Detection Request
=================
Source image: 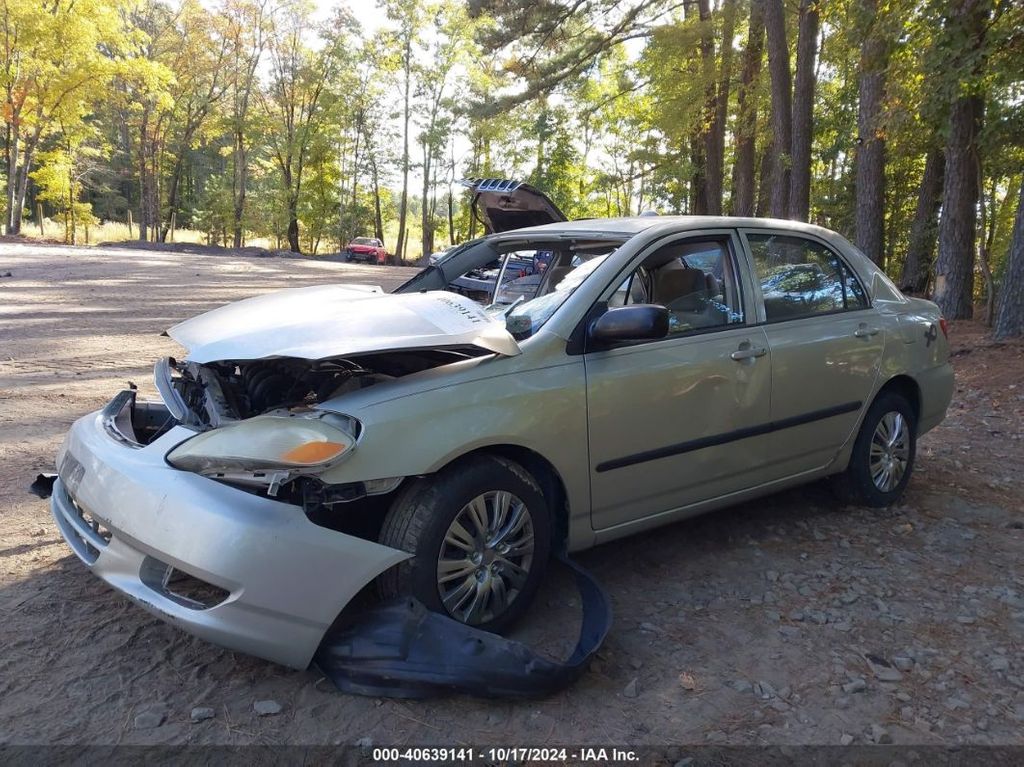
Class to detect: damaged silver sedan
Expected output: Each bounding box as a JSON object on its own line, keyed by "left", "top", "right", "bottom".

{"left": 51, "top": 182, "right": 953, "bottom": 675}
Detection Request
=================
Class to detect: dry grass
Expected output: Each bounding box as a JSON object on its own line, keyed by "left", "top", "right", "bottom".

{"left": 18, "top": 218, "right": 277, "bottom": 249}
{"left": 17, "top": 216, "right": 441, "bottom": 259}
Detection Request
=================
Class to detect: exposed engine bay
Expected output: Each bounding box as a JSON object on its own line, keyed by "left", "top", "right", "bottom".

{"left": 142, "top": 349, "right": 485, "bottom": 528}
{"left": 158, "top": 349, "right": 479, "bottom": 430}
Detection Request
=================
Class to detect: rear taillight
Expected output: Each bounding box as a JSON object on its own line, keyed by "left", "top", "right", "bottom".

{"left": 939, "top": 317, "right": 949, "bottom": 339}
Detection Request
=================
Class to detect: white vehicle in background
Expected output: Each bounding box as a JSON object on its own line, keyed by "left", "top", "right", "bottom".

{"left": 428, "top": 245, "right": 457, "bottom": 265}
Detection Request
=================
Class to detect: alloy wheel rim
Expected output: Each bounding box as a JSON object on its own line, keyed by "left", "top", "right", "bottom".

{"left": 869, "top": 411, "right": 910, "bottom": 493}
{"left": 436, "top": 490, "right": 535, "bottom": 625}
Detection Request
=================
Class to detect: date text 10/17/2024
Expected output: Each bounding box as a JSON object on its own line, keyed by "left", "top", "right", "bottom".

{"left": 373, "top": 747, "right": 640, "bottom": 762}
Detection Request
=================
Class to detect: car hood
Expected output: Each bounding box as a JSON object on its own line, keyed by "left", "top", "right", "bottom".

{"left": 461, "top": 178, "right": 566, "bottom": 234}
{"left": 167, "top": 285, "right": 521, "bottom": 363}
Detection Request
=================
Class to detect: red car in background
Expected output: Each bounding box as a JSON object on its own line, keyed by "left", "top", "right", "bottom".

{"left": 344, "top": 237, "right": 388, "bottom": 264}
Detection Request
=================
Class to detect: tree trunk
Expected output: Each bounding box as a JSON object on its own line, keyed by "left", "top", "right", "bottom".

{"left": 690, "top": 138, "right": 708, "bottom": 215}
{"left": 933, "top": 0, "right": 989, "bottom": 319}
{"left": 421, "top": 138, "right": 432, "bottom": 262}
{"left": 160, "top": 128, "right": 198, "bottom": 242}
{"left": 447, "top": 189, "right": 455, "bottom": 245}
{"left": 977, "top": 167, "right": 996, "bottom": 326}
{"left": 395, "top": 38, "right": 412, "bottom": 262}
{"left": 755, "top": 143, "right": 773, "bottom": 217}
{"left": 710, "top": 0, "right": 736, "bottom": 215}
{"left": 993, "top": 176, "right": 1024, "bottom": 339}
{"left": 11, "top": 142, "right": 34, "bottom": 235}
{"left": 287, "top": 197, "right": 300, "bottom": 253}
{"left": 935, "top": 94, "right": 983, "bottom": 318}
{"left": 68, "top": 156, "right": 77, "bottom": 245}
{"left": 369, "top": 153, "right": 384, "bottom": 243}
{"left": 763, "top": 0, "right": 792, "bottom": 219}
{"left": 350, "top": 111, "right": 362, "bottom": 209}
{"left": 232, "top": 127, "right": 247, "bottom": 248}
{"left": 789, "top": 0, "right": 819, "bottom": 222}
{"left": 4, "top": 125, "right": 17, "bottom": 234}
{"left": 137, "top": 116, "right": 150, "bottom": 242}
{"left": 853, "top": 0, "right": 889, "bottom": 266}
{"left": 699, "top": 0, "right": 728, "bottom": 216}
{"left": 899, "top": 147, "right": 945, "bottom": 293}
{"left": 160, "top": 153, "right": 186, "bottom": 242}
{"left": 732, "top": 0, "right": 765, "bottom": 217}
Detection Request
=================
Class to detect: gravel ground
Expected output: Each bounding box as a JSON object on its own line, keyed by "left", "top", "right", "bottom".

{"left": 1, "top": 241, "right": 1022, "bottom": 748}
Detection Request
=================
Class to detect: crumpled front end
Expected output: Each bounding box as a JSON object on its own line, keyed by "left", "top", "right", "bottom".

{"left": 50, "top": 396, "right": 410, "bottom": 669}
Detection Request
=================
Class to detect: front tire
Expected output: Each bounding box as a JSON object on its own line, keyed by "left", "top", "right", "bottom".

{"left": 833, "top": 391, "right": 917, "bottom": 507}
{"left": 377, "top": 455, "right": 551, "bottom": 633}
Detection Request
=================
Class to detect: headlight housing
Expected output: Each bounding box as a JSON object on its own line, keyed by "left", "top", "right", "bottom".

{"left": 167, "top": 412, "right": 358, "bottom": 474}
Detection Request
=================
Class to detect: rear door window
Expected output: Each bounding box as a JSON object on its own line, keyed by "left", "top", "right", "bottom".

{"left": 746, "top": 233, "right": 868, "bottom": 322}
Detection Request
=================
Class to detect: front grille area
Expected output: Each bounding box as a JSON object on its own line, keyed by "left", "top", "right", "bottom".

{"left": 140, "top": 556, "right": 230, "bottom": 610}
{"left": 52, "top": 479, "right": 110, "bottom": 565}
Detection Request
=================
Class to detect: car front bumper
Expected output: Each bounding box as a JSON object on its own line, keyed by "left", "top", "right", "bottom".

{"left": 51, "top": 404, "right": 410, "bottom": 669}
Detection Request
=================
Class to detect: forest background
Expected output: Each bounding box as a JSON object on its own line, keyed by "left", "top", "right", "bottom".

{"left": 2, "top": 0, "right": 1023, "bottom": 334}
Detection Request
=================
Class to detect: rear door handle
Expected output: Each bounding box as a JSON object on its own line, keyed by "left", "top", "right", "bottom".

{"left": 854, "top": 324, "right": 880, "bottom": 338}
{"left": 731, "top": 345, "right": 767, "bottom": 361}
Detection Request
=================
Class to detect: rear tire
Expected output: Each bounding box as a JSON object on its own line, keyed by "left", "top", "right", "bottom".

{"left": 833, "top": 391, "right": 917, "bottom": 507}
{"left": 377, "top": 455, "right": 551, "bottom": 633}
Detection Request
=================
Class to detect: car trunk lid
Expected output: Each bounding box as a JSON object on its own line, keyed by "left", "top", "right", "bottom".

{"left": 461, "top": 178, "right": 566, "bottom": 234}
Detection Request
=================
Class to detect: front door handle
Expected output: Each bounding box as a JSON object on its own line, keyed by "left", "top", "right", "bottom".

{"left": 731, "top": 344, "right": 767, "bottom": 361}
{"left": 854, "top": 323, "right": 880, "bottom": 338}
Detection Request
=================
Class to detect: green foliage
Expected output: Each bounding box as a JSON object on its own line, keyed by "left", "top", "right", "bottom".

{"left": 1, "top": 0, "right": 1021, "bottom": 303}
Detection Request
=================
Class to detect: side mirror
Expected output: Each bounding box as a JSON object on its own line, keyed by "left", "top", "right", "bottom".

{"left": 588, "top": 304, "right": 669, "bottom": 345}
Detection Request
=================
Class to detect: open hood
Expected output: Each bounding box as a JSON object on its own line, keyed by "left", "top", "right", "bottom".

{"left": 461, "top": 178, "right": 566, "bottom": 234}
{"left": 167, "top": 285, "right": 521, "bottom": 363}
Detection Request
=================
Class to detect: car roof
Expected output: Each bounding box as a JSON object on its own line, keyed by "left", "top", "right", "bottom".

{"left": 489, "top": 214, "right": 894, "bottom": 304}
{"left": 494, "top": 215, "right": 848, "bottom": 240}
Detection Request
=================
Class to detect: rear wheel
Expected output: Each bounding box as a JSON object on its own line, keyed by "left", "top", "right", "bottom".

{"left": 833, "top": 391, "right": 916, "bottom": 507}
{"left": 377, "top": 455, "right": 551, "bottom": 633}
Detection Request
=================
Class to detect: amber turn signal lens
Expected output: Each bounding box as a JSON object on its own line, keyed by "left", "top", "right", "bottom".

{"left": 280, "top": 440, "right": 346, "bottom": 464}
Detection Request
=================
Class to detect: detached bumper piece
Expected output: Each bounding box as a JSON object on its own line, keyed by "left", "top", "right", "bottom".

{"left": 314, "top": 555, "right": 611, "bottom": 699}
{"left": 29, "top": 473, "right": 57, "bottom": 499}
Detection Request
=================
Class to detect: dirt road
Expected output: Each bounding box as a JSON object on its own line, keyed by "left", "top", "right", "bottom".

{"left": 2, "top": 241, "right": 1022, "bottom": 748}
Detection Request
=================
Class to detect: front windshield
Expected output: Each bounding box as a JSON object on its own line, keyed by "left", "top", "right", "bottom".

{"left": 426, "top": 236, "right": 623, "bottom": 339}
{"left": 352, "top": 238, "right": 377, "bottom": 246}
{"left": 501, "top": 252, "right": 610, "bottom": 335}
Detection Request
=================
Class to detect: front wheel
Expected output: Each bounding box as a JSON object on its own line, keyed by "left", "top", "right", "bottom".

{"left": 377, "top": 455, "right": 551, "bottom": 633}
{"left": 833, "top": 391, "right": 917, "bottom": 507}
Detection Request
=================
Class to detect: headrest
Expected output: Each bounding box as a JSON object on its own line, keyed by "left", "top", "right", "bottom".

{"left": 546, "top": 266, "right": 572, "bottom": 289}
{"left": 656, "top": 266, "right": 705, "bottom": 296}
{"left": 705, "top": 272, "right": 721, "bottom": 296}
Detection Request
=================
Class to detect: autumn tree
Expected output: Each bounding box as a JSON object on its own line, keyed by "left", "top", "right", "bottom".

{"left": 415, "top": 1, "right": 475, "bottom": 259}
{"left": 30, "top": 121, "right": 104, "bottom": 243}
{"left": 381, "top": 0, "right": 425, "bottom": 261}
{"left": 158, "top": 1, "right": 231, "bottom": 241}
{"left": 1, "top": 0, "right": 128, "bottom": 234}
{"left": 223, "top": 0, "right": 271, "bottom": 248}
{"left": 261, "top": 2, "right": 350, "bottom": 252}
